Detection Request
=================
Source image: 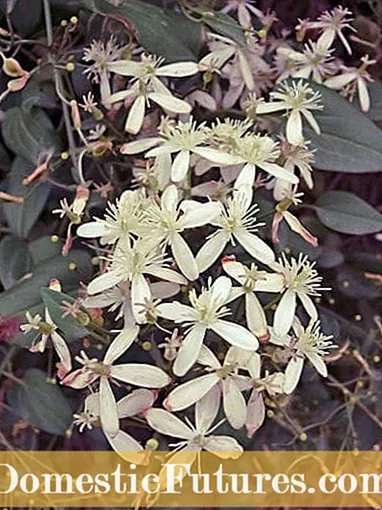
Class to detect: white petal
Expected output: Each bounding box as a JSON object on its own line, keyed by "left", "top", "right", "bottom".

{"left": 104, "top": 326, "right": 139, "bottom": 364}
{"left": 324, "top": 73, "right": 356, "bottom": 90}
{"left": 234, "top": 230, "right": 275, "bottom": 264}
{"left": 145, "top": 408, "right": 193, "bottom": 439}
{"left": 125, "top": 95, "right": 145, "bottom": 135}
{"left": 246, "top": 390, "right": 265, "bottom": 438}
{"left": 302, "top": 110, "right": 320, "bottom": 135}
{"left": 156, "top": 302, "right": 195, "bottom": 322}
{"left": 196, "top": 230, "right": 230, "bottom": 273}
{"left": 181, "top": 201, "right": 221, "bottom": 228}
{"left": 111, "top": 363, "right": 171, "bottom": 388}
{"left": 161, "top": 185, "right": 179, "bottom": 213}
{"left": 150, "top": 281, "right": 180, "bottom": 299}
{"left": 286, "top": 110, "right": 303, "bottom": 145}
{"left": 171, "top": 150, "right": 190, "bottom": 182}
{"left": 106, "top": 430, "right": 145, "bottom": 465}
{"left": 156, "top": 62, "right": 199, "bottom": 77}
{"left": 131, "top": 274, "right": 151, "bottom": 323}
{"left": 284, "top": 356, "right": 304, "bottom": 394}
{"left": 173, "top": 325, "right": 206, "bottom": 377}
{"left": 259, "top": 162, "right": 299, "bottom": 184}
{"left": 222, "top": 260, "right": 246, "bottom": 285}
{"left": 203, "top": 436, "right": 243, "bottom": 458}
{"left": 254, "top": 273, "right": 284, "bottom": 293}
{"left": 77, "top": 221, "right": 107, "bottom": 239}
{"left": 245, "top": 351, "right": 261, "bottom": 379}
{"left": 107, "top": 60, "right": 142, "bottom": 76}
{"left": 210, "top": 276, "right": 232, "bottom": 306}
{"left": 305, "top": 351, "right": 327, "bottom": 377}
{"left": 195, "top": 383, "right": 221, "bottom": 434}
{"left": 50, "top": 331, "right": 72, "bottom": 374}
{"left": 100, "top": 377, "right": 119, "bottom": 438}
{"left": 117, "top": 389, "right": 157, "bottom": 418}
{"left": 146, "top": 266, "right": 187, "bottom": 285}
{"left": 171, "top": 234, "right": 199, "bottom": 281}
{"left": 87, "top": 271, "right": 123, "bottom": 295}
{"left": 197, "top": 344, "right": 221, "bottom": 369}
{"left": 193, "top": 147, "right": 240, "bottom": 166}
{"left": 234, "top": 164, "right": 255, "bottom": 190}
{"left": 164, "top": 373, "right": 219, "bottom": 411}
{"left": 223, "top": 377, "right": 247, "bottom": 429}
{"left": 120, "top": 137, "right": 162, "bottom": 155}
{"left": 358, "top": 78, "right": 370, "bottom": 112}
{"left": 212, "top": 320, "right": 259, "bottom": 350}
{"left": 273, "top": 289, "right": 296, "bottom": 336}
{"left": 245, "top": 292, "right": 268, "bottom": 338}
{"left": 298, "top": 292, "right": 318, "bottom": 321}
{"left": 149, "top": 92, "right": 192, "bottom": 113}
{"left": 256, "top": 101, "right": 285, "bottom": 114}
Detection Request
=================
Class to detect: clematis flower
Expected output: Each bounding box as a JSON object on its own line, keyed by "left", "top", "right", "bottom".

{"left": 256, "top": 81, "right": 323, "bottom": 145}
{"left": 307, "top": 6, "right": 355, "bottom": 55}
{"left": 142, "top": 184, "right": 220, "bottom": 280}
{"left": 62, "top": 326, "right": 170, "bottom": 438}
{"left": 221, "top": 0, "right": 266, "bottom": 29}
{"left": 145, "top": 390, "right": 243, "bottom": 459}
{"left": 20, "top": 279, "right": 71, "bottom": 379}
{"left": 157, "top": 276, "right": 259, "bottom": 376}
{"left": 222, "top": 257, "right": 283, "bottom": 341}
{"left": 196, "top": 186, "right": 275, "bottom": 274}
{"left": 241, "top": 352, "right": 284, "bottom": 437}
{"left": 164, "top": 345, "right": 255, "bottom": 429}
{"left": 86, "top": 237, "right": 186, "bottom": 322}
{"left": 84, "top": 280, "right": 180, "bottom": 328}
{"left": 324, "top": 55, "right": 376, "bottom": 112}
{"left": 269, "top": 254, "right": 329, "bottom": 336}
{"left": 77, "top": 189, "right": 149, "bottom": 245}
{"left": 270, "top": 319, "right": 336, "bottom": 394}
{"left": 107, "top": 54, "right": 198, "bottom": 134}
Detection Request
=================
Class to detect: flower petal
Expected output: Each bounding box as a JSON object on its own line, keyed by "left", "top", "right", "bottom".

{"left": 100, "top": 377, "right": 119, "bottom": 438}
{"left": 273, "top": 289, "right": 296, "bottom": 336}
{"left": 171, "top": 233, "right": 199, "bottom": 281}
{"left": 193, "top": 147, "right": 240, "bottom": 166}
{"left": 156, "top": 62, "right": 199, "bottom": 77}
{"left": 305, "top": 351, "right": 327, "bottom": 377}
{"left": 259, "top": 162, "right": 299, "bottom": 184}
{"left": 173, "top": 325, "right": 206, "bottom": 377}
{"left": 161, "top": 185, "right": 179, "bottom": 213}
{"left": 245, "top": 292, "right": 268, "bottom": 338}
{"left": 196, "top": 230, "right": 230, "bottom": 273}
{"left": 298, "top": 292, "right": 318, "bottom": 321}
{"left": 87, "top": 271, "right": 123, "bottom": 296}
{"left": 210, "top": 276, "right": 232, "bottom": 306}
{"left": 149, "top": 92, "right": 192, "bottom": 114}
{"left": 195, "top": 383, "right": 222, "bottom": 435}
{"left": 164, "top": 373, "right": 219, "bottom": 412}
{"left": 125, "top": 95, "right": 146, "bottom": 134}
{"left": 286, "top": 110, "right": 303, "bottom": 145}
{"left": 111, "top": 363, "right": 171, "bottom": 388}
{"left": 117, "top": 389, "right": 157, "bottom": 418}
{"left": 284, "top": 356, "right": 304, "bottom": 394}
{"left": 181, "top": 201, "right": 221, "bottom": 228}
{"left": 131, "top": 273, "right": 151, "bottom": 323}
{"left": 104, "top": 326, "right": 139, "bottom": 364}
{"left": 246, "top": 390, "right": 265, "bottom": 438}
{"left": 212, "top": 320, "right": 259, "bottom": 350}
{"left": 223, "top": 377, "right": 247, "bottom": 429}
{"left": 203, "top": 435, "right": 243, "bottom": 458}
{"left": 234, "top": 230, "right": 275, "bottom": 265}
{"left": 120, "top": 137, "right": 162, "bottom": 155}
{"left": 145, "top": 408, "right": 192, "bottom": 439}
{"left": 157, "top": 302, "right": 195, "bottom": 322}
{"left": 77, "top": 221, "right": 107, "bottom": 239}
{"left": 197, "top": 344, "right": 221, "bottom": 369}
{"left": 171, "top": 150, "right": 190, "bottom": 182}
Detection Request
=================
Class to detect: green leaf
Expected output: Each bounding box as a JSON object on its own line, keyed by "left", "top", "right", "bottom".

{"left": 315, "top": 191, "right": 382, "bottom": 235}
{"left": 7, "top": 368, "right": 73, "bottom": 435}
{"left": 84, "top": 0, "right": 203, "bottom": 62}
{"left": 41, "top": 287, "right": 88, "bottom": 340}
{"left": 1, "top": 106, "right": 60, "bottom": 164}
{"left": 28, "top": 235, "right": 62, "bottom": 265}
{"left": 302, "top": 81, "right": 382, "bottom": 173}
{"left": 0, "top": 249, "right": 92, "bottom": 318}
{"left": 203, "top": 11, "right": 246, "bottom": 45}
{"left": 2, "top": 157, "right": 51, "bottom": 238}
{"left": 0, "top": 235, "right": 32, "bottom": 289}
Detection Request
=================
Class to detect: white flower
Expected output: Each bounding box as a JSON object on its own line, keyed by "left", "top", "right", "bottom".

{"left": 222, "top": 257, "right": 283, "bottom": 340}
{"left": 77, "top": 189, "right": 149, "bottom": 244}
{"left": 232, "top": 133, "right": 299, "bottom": 188}
{"left": 270, "top": 253, "right": 329, "bottom": 336}
{"left": 62, "top": 326, "right": 170, "bottom": 438}
{"left": 256, "top": 81, "right": 323, "bottom": 145}
{"left": 21, "top": 280, "right": 72, "bottom": 379}
{"left": 196, "top": 186, "right": 275, "bottom": 274}
{"left": 107, "top": 54, "right": 198, "bottom": 134}
{"left": 142, "top": 185, "right": 220, "bottom": 280}
{"left": 164, "top": 345, "right": 254, "bottom": 430}
{"left": 324, "top": 55, "right": 376, "bottom": 112}
{"left": 157, "top": 276, "right": 259, "bottom": 376}
{"left": 276, "top": 42, "right": 335, "bottom": 83}
{"left": 86, "top": 237, "right": 187, "bottom": 322}
{"left": 158, "top": 328, "right": 183, "bottom": 361}
{"left": 146, "top": 390, "right": 243, "bottom": 459}
{"left": 84, "top": 280, "right": 180, "bottom": 328}
{"left": 83, "top": 36, "right": 122, "bottom": 103}
{"left": 242, "top": 352, "right": 284, "bottom": 437}
{"left": 73, "top": 393, "right": 100, "bottom": 433}
{"left": 221, "top": 0, "right": 265, "bottom": 29}
{"left": 270, "top": 319, "right": 336, "bottom": 393}
{"left": 145, "top": 118, "right": 239, "bottom": 182}
{"left": 308, "top": 6, "right": 355, "bottom": 55}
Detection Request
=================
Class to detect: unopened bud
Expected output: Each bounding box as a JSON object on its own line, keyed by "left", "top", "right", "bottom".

{"left": 142, "top": 341, "right": 152, "bottom": 351}
{"left": 68, "top": 262, "right": 77, "bottom": 271}
{"left": 66, "top": 62, "right": 75, "bottom": 72}
{"left": 145, "top": 438, "right": 159, "bottom": 450}
{"left": 70, "top": 16, "right": 78, "bottom": 25}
